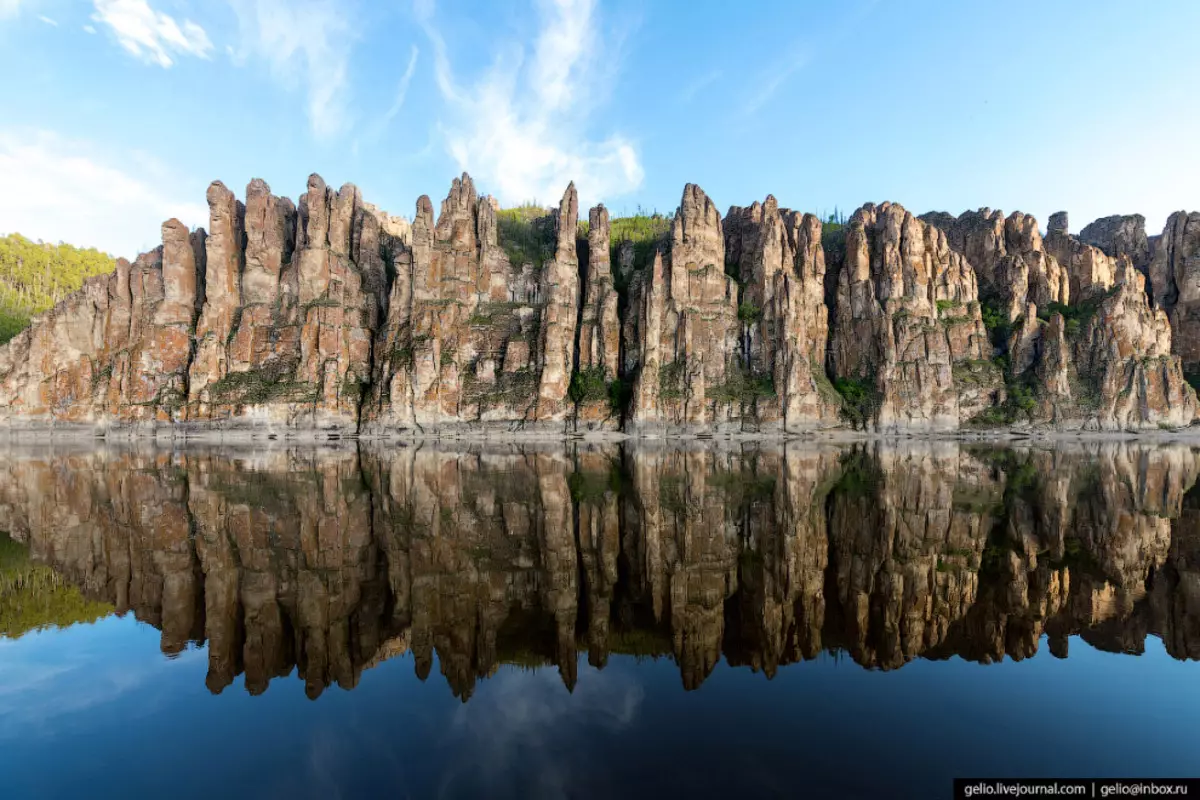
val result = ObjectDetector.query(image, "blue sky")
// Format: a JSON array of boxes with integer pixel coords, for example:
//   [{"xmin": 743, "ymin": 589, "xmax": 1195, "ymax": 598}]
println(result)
[{"xmin": 0, "ymin": 0, "xmax": 1197, "ymax": 259}]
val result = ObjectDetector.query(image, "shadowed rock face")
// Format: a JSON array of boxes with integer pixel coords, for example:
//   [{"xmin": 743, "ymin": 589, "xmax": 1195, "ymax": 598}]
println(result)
[
  {"xmin": 1080, "ymin": 214, "xmax": 1151, "ymax": 274},
  {"xmin": 1149, "ymin": 211, "xmax": 1200, "ymax": 369},
  {"xmin": 3, "ymin": 441, "xmax": 1200, "ymax": 699},
  {"xmin": 0, "ymin": 174, "xmax": 1195, "ymax": 435}
]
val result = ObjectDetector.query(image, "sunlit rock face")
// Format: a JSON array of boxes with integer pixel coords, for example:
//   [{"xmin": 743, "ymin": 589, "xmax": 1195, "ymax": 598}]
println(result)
[
  {"xmin": 2, "ymin": 440, "xmax": 1199, "ymax": 698},
  {"xmin": 829, "ymin": 203, "xmax": 990, "ymax": 431},
  {"xmin": 627, "ymin": 185, "xmax": 741, "ymax": 433},
  {"xmin": 723, "ymin": 198, "xmax": 840, "ymax": 432},
  {"xmin": 0, "ymin": 176, "xmax": 1194, "ymax": 435},
  {"xmin": 363, "ymin": 177, "xmax": 582, "ymax": 436},
  {"xmin": 922, "ymin": 208, "xmax": 1068, "ymax": 323}
]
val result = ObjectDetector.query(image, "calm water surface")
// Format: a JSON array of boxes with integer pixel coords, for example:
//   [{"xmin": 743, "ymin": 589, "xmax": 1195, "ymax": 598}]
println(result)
[{"xmin": 1, "ymin": 441, "xmax": 1198, "ymax": 798}]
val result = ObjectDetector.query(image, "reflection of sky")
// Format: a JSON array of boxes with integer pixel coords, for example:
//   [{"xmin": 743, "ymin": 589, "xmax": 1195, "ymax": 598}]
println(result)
[{"xmin": 1, "ymin": 619, "xmax": 1199, "ymax": 799}]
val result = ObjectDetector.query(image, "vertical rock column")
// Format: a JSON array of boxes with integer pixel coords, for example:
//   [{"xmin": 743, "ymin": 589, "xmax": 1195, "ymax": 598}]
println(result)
[
  {"xmin": 535, "ymin": 183, "xmax": 581, "ymax": 423},
  {"xmin": 189, "ymin": 181, "xmax": 246, "ymax": 412},
  {"xmin": 830, "ymin": 203, "xmax": 989, "ymax": 431},
  {"xmin": 1148, "ymin": 211, "xmax": 1200, "ymax": 368},
  {"xmin": 574, "ymin": 203, "xmax": 621, "ymax": 427},
  {"xmin": 725, "ymin": 197, "xmax": 838, "ymax": 431},
  {"xmin": 629, "ymin": 184, "xmax": 739, "ymax": 433}
]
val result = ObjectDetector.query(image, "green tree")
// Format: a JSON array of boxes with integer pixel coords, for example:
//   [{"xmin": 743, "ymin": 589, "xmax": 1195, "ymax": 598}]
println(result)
[{"xmin": 0, "ymin": 233, "xmax": 117, "ymax": 343}]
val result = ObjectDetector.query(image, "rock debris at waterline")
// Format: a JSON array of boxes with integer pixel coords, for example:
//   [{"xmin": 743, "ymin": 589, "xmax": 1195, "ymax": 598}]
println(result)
[{"xmin": 0, "ymin": 173, "xmax": 1197, "ymax": 438}]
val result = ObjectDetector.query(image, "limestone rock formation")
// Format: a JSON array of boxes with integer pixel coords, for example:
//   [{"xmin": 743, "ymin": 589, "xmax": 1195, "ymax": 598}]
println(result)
[
  {"xmin": 627, "ymin": 185, "xmax": 741, "ymax": 433},
  {"xmin": 363, "ymin": 176, "xmax": 580, "ymax": 435},
  {"xmin": 1044, "ymin": 211, "xmax": 1118, "ymax": 302},
  {"xmin": 922, "ymin": 208, "xmax": 1068, "ymax": 322},
  {"xmin": 1148, "ymin": 211, "xmax": 1200, "ymax": 368},
  {"xmin": 830, "ymin": 203, "xmax": 990, "ymax": 431},
  {"xmin": 1035, "ymin": 262, "xmax": 1196, "ymax": 429},
  {"xmin": 575, "ymin": 204, "xmax": 622, "ymax": 429},
  {"xmin": 0, "ymin": 171, "xmax": 1195, "ymax": 436},
  {"xmin": 1079, "ymin": 214, "xmax": 1152, "ymax": 273},
  {"xmin": 723, "ymin": 196, "xmax": 839, "ymax": 431}
]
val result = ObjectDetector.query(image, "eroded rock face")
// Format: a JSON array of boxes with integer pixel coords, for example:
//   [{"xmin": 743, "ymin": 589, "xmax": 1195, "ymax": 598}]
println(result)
[
  {"xmin": 628, "ymin": 185, "xmax": 741, "ymax": 433},
  {"xmin": 1080, "ymin": 214, "xmax": 1151, "ymax": 273},
  {"xmin": 723, "ymin": 197, "xmax": 839, "ymax": 431},
  {"xmin": 1034, "ymin": 263, "xmax": 1196, "ymax": 430},
  {"xmin": 4, "ymin": 440, "xmax": 1199, "ymax": 694},
  {"xmin": 575, "ymin": 204, "xmax": 621, "ymax": 428},
  {"xmin": 1148, "ymin": 211, "xmax": 1200, "ymax": 368},
  {"xmin": 363, "ymin": 176, "xmax": 579, "ymax": 435},
  {"xmin": 1044, "ymin": 211, "xmax": 1118, "ymax": 303},
  {"xmin": 830, "ymin": 203, "xmax": 990, "ymax": 431},
  {"xmin": 922, "ymin": 208, "xmax": 1068, "ymax": 322},
  {"xmin": 0, "ymin": 174, "xmax": 1194, "ymax": 436}
]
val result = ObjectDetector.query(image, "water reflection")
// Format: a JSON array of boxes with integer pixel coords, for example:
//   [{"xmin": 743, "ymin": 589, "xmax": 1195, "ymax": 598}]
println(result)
[{"xmin": 1, "ymin": 440, "xmax": 1198, "ymax": 699}]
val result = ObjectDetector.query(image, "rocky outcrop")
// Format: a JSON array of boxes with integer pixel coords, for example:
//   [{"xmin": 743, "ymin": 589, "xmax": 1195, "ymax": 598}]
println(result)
[
  {"xmin": 830, "ymin": 203, "xmax": 990, "ymax": 431},
  {"xmin": 1045, "ymin": 211, "xmax": 1119, "ymax": 302},
  {"xmin": 1148, "ymin": 211, "xmax": 1200, "ymax": 368},
  {"xmin": 1080, "ymin": 214, "xmax": 1152, "ymax": 273},
  {"xmin": 921, "ymin": 208, "xmax": 1068, "ymax": 322},
  {"xmin": 724, "ymin": 197, "xmax": 839, "ymax": 431},
  {"xmin": 1029, "ymin": 218, "xmax": 1197, "ymax": 430},
  {"xmin": 363, "ymin": 176, "xmax": 580, "ymax": 435},
  {"xmin": 575, "ymin": 204, "xmax": 621, "ymax": 428},
  {"xmin": 0, "ymin": 173, "xmax": 1194, "ymax": 436},
  {"xmin": 627, "ymin": 185, "xmax": 741, "ymax": 433},
  {"xmin": 1034, "ymin": 263, "xmax": 1196, "ymax": 429}
]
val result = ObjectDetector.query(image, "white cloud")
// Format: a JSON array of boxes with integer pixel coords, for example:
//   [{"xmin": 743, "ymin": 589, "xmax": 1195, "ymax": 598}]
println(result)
[
  {"xmin": 0, "ymin": 0, "xmax": 22, "ymax": 19},
  {"xmin": 0, "ymin": 129, "xmax": 209, "ymax": 259},
  {"xmin": 83, "ymin": 23, "xmax": 96, "ymax": 33},
  {"xmin": 227, "ymin": 0, "xmax": 357, "ymax": 141},
  {"xmin": 37, "ymin": 14, "xmax": 55, "ymax": 26},
  {"xmin": 419, "ymin": 0, "xmax": 643, "ymax": 206},
  {"xmin": 91, "ymin": 0, "xmax": 213, "ymax": 68}
]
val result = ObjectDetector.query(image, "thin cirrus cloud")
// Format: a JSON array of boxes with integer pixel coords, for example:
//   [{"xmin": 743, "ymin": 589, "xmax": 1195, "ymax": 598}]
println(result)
[
  {"xmin": 91, "ymin": 0, "xmax": 213, "ymax": 68},
  {"xmin": 417, "ymin": 0, "xmax": 644, "ymax": 207}
]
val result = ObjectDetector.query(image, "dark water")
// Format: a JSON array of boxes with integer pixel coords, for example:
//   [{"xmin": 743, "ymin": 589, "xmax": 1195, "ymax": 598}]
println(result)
[{"xmin": 1, "ymin": 441, "xmax": 1198, "ymax": 798}]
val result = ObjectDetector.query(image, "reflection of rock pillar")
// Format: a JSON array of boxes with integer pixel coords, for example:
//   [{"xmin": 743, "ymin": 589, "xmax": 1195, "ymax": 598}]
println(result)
[
  {"xmin": 537, "ymin": 456, "xmax": 579, "ymax": 690},
  {"xmin": 192, "ymin": 521, "xmax": 244, "ymax": 695},
  {"xmin": 576, "ymin": 459, "xmax": 620, "ymax": 667}
]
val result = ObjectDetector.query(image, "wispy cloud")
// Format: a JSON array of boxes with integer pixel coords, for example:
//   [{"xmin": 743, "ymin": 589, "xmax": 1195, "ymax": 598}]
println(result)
[
  {"xmin": 352, "ymin": 44, "xmax": 420, "ymax": 156},
  {"xmin": 418, "ymin": 0, "xmax": 643, "ymax": 206},
  {"xmin": 227, "ymin": 0, "xmax": 358, "ymax": 141},
  {"xmin": 743, "ymin": 49, "xmax": 812, "ymax": 116},
  {"xmin": 83, "ymin": 23, "xmax": 96, "ymax": 33},
  {"xmin": 0, "ymin": 0, "xmax": 22, "ymax": 19},
  {"xmin": 678, "ymin": 69, "xmax": 722, "ymax": 105},
  {"xmin": 382, "ymin": 45, "xmax": 419, "ymax": 131},
  {"xmin": 91, "ymin": 0, "xmax": 213, "ymax": 68},
  {"xmin": 37, "ymin": 14, "xmax": 55, "ymax": 26},
  {"xmin": 0, "ymin": 129, "xmax": 208, "ymax": 258}
]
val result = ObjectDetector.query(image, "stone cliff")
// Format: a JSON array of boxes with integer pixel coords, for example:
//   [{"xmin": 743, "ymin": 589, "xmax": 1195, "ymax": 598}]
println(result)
[{"xmin": 0, "ymin": 173, "xmax": 1196, "ymax": 436}]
